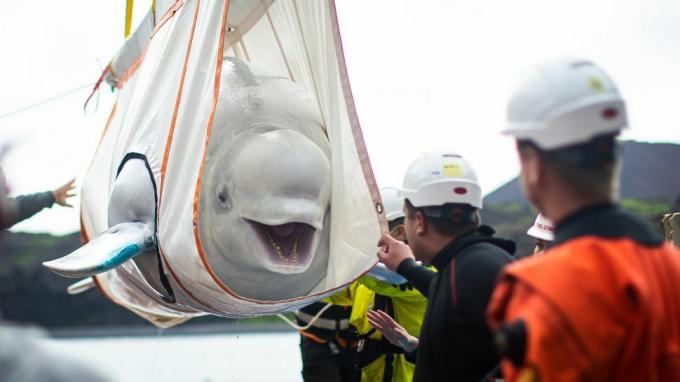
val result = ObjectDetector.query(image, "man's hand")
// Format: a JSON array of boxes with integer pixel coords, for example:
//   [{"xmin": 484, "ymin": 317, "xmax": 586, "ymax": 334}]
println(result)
[
  {"xmin": 52, "ymin": 178, "xmax": 76, "ymax": 208},
  {"xmin": 377, "ymin": 233, "xmax": 415, "ymax": 272},
  {"xmin": 367, "ymin": 309, "xmax": 419, "ymax": 352}
]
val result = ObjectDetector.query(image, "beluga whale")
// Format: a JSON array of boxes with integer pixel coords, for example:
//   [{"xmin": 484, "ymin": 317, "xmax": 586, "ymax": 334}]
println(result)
[
  {"xmin": 195, "ymin": 57, "xmax": 333, "ymax": 300},
  {"xmin": 46, "ymin": 58, "xmax": 333, "ymax": 301},
  {"xmin": 42, "ymin": 0, "xmax": 384, "ymax": 327}
]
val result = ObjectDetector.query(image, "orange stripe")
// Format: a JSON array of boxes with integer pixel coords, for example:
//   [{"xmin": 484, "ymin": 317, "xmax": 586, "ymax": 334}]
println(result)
[
  {"xmin": 79, "ymin": 103, "xmax": 117, "ymax": 245},
  {"xmin": 79, "ymin": 214, "xmax": 89, "ymax": 244},
  {"xmin": 92, "ymin": 275, "xmax": 119, "ymax": 306},
  {"xmin": 116, "ymin": 1, "xmax": 185, "ymax": 89},
  {"xmin": 96, "ymin": 103, "xmax": 117, "ymax": 150},
  {"xmin": 299, "ymin": 330, "xmax": 328, "ymax": 344},
  {"xmin": 158, "ymin": 0, "xmax": 201, "ymax": 208},
  {"xmin": 329, "ymin": 0, "xmax": 387, "ymax": 234},
  {"xmin": 191, "ymin": 0, "xmax": 240, "ymax": 298},
  {"xmin": 153, "ymin": 0, "xmax": 220, "ymax": 311},
  {"xmin": 158, "ymin": 244, "xmax": 217, "ymax": 311}
]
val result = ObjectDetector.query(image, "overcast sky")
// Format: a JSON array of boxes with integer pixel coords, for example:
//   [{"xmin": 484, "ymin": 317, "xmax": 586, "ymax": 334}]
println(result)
[{"xmin": 1, "ymin": 0, "xmax": 678, "ymax": 235}]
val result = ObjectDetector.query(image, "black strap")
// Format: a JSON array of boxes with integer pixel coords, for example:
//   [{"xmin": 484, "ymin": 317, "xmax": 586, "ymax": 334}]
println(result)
[
  {"xmin": 381, "ymin": 295, "xmax": 396, "ymax": 382},
  {"xmin": 116, "ymin": 153, "xmax": 175, "ymax": 303}
]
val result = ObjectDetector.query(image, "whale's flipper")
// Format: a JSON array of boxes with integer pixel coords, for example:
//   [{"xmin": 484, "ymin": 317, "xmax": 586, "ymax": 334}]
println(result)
[
  {"xmin": 67, "ymin": 277, "xmax": 96, "ymax": 295},
  {"xmin": 43, "ymin": 222, "xmax": 154, "ymax": 278}
]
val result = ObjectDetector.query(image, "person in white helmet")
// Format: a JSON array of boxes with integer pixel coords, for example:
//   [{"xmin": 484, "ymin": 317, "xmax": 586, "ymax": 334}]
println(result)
[
  {"xmin": 376, "ymin": 152, "xmax": 516, "ymax": 382},
  {"xmin": 487, "ymin": 59, "xmax": 680, "ymax": 382},
  {"xmin": 525, "ymin": 213, "xmax": 554, "ymax": 256}
]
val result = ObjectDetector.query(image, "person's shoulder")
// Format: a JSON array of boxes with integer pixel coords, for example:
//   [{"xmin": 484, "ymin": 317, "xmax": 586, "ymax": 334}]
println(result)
[
  {"xmin": 501, "ymin": 239, "xmax": 630, "ymax": 299},
  {"xmin": 458, "ymin": 241, "xmax": 514, "ymax": 268}
]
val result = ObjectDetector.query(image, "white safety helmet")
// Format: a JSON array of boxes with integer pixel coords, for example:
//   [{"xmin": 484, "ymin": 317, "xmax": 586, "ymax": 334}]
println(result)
[
  {"xmin": 527, "ymin": 214, "xmax": 555, "ymax": 241},
  {"xmin": 399, "ymin": 152, "xmax": 482, "ymax": 209},
  {"xmin": 503, "ymin": 59, "xmax": 627, "ymax": 150},
  {"xmin": 380, "ymin": 187, "xmax": 405, "ymax": 221}
]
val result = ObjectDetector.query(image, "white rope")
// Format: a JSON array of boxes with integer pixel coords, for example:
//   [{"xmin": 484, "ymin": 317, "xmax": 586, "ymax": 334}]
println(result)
[
  {"xmin": 276, "ymin": 302, "xmax": 334, "ymax": 331},
  {"xmin": 0, "ymin": 83, "xmax": 93, "ymax": 120}
]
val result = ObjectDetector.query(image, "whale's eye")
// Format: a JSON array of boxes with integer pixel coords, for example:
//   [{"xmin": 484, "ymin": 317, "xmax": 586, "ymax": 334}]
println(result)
[{"xmin": 216, "ymin": 183, "xmax": 230, "ymax": 209}]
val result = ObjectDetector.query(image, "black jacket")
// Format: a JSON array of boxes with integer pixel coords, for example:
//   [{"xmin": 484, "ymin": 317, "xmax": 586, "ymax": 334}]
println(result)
[{"xmin": 397, "ymin": 226, "xmax": 515, "ymax": 382}]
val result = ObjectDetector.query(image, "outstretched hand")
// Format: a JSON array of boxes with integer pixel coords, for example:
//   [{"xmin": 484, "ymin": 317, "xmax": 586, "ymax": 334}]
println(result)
[
  {"xmin": 53, "ymin": 178, "xmax": 76, "ymax": 208},
  {"xmin": 377, "ymin": 233, "xmax": 415, "ymax": 272},
  {"xmin": 367, "ymin": 309, "xmax": 419, "ymax": 352}
]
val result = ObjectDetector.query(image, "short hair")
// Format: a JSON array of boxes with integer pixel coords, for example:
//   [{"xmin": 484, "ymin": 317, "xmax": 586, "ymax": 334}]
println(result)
[
  {"xmin": 517, "ymin": 133, "xmax": 620, "ymax": 200},
  {"xmin": 404, "ymin": 199, "xmax": 480, "ymax": 237},
  {"xmin": 388, "ymin": 217, "xmax": 404, "ymax": 232}
]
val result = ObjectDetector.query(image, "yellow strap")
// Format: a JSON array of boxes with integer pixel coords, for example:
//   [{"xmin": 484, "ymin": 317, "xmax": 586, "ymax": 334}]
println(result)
[
  {"xmin": 125, "ymin": 0, "xmax": 134, "ymax": 37},
  {"xmin": 151, "ymin": 0, "xmax": 157, "ymax": 24}
]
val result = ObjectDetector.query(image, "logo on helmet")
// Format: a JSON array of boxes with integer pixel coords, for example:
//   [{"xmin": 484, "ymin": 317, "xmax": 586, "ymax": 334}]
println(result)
[{"xmin": 588, "ymin": 76, "xmax": 604, "ymax": 92}]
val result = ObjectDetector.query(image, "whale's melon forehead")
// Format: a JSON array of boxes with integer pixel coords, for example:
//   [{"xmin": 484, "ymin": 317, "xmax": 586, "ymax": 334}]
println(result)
[
  {"xmin": 231, "ymin": 129, "xmax": 331, "ymax": 229},
  {"xmin": 215, "ymin": 57, "xmax": 326, "ymax": 149}
]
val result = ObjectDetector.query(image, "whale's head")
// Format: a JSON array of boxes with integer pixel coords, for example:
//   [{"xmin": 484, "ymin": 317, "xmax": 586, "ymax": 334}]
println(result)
[{"xmin": 198, "ymin": 58, "xmax": 332, "ymax": 300}]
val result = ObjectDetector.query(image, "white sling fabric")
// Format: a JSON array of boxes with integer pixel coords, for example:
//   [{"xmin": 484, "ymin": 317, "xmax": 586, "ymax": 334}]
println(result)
[{"xmin": 81, "ymin": 0, "xmax": 384, "ymax": 327}]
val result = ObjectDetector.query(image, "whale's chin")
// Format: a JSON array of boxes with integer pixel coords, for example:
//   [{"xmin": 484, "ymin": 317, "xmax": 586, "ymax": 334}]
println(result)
[{"xmin": 246, "ymin": 220, "xmax": 318, "ymax": 274}]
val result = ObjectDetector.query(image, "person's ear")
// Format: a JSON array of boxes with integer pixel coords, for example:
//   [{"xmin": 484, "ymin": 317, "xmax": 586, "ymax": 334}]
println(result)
[
  {"xmin": 391, "ymin": 224, "xmax": 407, "ymax": 241},
  {"xmin": 520, "ymin": 146, "xmax": 541, "ymax": 188},
  {"xmin": 415, "ymin": 211, "xmax": 427, "ymax": 236}
]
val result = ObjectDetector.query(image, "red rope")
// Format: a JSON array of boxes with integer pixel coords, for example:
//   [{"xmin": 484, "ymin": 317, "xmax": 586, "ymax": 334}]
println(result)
[{"xmin": 83, "ymin": 66, "xmax": 110, "ymax": 112}]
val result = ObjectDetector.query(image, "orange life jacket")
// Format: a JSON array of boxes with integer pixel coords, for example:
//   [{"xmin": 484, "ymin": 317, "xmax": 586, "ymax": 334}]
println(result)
[{"xmin": 488, "ymin": 204, "xmax": 680, "ymax": 382}]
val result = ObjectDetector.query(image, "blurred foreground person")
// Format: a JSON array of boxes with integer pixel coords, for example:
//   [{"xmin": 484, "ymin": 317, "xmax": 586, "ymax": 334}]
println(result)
[
  {"xmin": 377, "ymin": 152, "xmax": 515, "ymax": 381},
  {"xmin": 0, "ymin": 167, "xmax": 75, "ymax": 230},
  {"xmin": 0, "ymin": 172, "xmax": 106, "ymax": 381},
  {"xmin": 0, "ymin": 324, "xmax": 109, "ymax": 382},
  {"xmin": 488, "ymin": 59, "xmax": 680, "ymax": 381}
]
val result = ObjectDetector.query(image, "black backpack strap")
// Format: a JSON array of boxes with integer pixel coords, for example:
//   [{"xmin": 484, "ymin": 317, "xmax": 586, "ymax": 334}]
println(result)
[{"xmin": 374, "ymin": 294, "xmax": 398, "ymax": 382}]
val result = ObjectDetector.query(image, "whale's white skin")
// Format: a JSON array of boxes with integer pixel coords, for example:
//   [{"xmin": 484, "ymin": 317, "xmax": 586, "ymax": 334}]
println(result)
[{"xmin": 198, "ymin": 58, "xmax": 332, "ymax": 300}]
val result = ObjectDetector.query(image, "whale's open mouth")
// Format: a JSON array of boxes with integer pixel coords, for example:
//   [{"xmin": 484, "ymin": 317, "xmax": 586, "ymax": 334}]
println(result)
[{"xmin": 247, "ymin": 220, "xmax": 317, "ymax": 271}]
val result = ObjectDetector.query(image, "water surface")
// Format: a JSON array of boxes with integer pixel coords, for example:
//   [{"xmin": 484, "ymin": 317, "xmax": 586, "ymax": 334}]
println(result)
[{"xmin": 40, "ymin": 332, "xmax": 302, "ymax": 382}]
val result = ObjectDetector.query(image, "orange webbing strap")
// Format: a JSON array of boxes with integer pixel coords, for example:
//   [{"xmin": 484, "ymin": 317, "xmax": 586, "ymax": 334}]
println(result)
[{"xmin": 299, "ymin": 330, "xmax": 328, "ymax": 344}]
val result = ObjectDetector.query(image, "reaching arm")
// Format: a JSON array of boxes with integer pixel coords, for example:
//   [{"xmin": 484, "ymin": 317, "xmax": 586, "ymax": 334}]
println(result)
[
  {"xmin": 377, "ymin": 233, "xmax": 436, "ymax": 297},
  {"xmin": 396, "ymin": 258, "xmax": 436, "ymax": 297},
  {"xmin": 367, "ymin": 309, "xmax": 419, "ymax": 352},
  {"xmin": 1, "ymin": 191, "xmax": 54, "ymax": 229},
  {"xmin": 0, "ymin": 178, "xmax": 75, "ymax": 230}
]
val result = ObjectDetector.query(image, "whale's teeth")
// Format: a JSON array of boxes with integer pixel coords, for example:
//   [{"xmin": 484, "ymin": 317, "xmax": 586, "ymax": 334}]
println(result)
[{"xmin": 265, "ymin": 227, "xmax": 301, "ymax": 263}]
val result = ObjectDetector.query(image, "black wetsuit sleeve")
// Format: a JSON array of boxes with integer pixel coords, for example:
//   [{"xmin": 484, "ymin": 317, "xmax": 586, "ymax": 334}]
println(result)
[
  {"xmin": 455, "ymin": 245, "xmax": 512, "ymax": 330},
  {"xmin": 396, "ymin": 258, "xmax": 436, "ymax": 297},
  {"xmin": 0, "ymin": 191, "xmax": 55, "ymax": 229}
]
